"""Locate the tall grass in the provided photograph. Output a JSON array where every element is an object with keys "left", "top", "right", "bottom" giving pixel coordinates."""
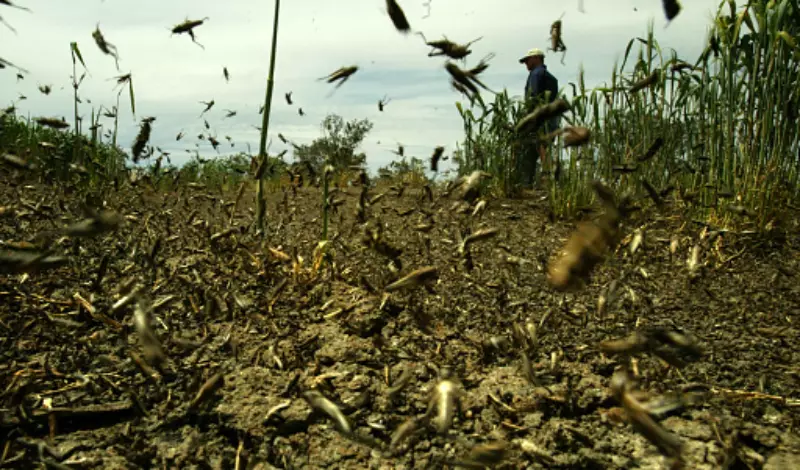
[
  {"left": 458, "top": 0, "right": 800, "bottom": 229},
  {"left": 0, "top": 112, "right": 127, "bottom": 185},
  {"left": 453, "top": 92, "right": 529, "bottom": 196},
  {"left": 255, "top": 0, "right": 281, "bottom": 237}
]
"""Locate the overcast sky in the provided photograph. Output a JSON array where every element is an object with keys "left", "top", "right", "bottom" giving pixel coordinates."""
[{"left": 1, "top": 0, "right": 720, "bottom": 174}]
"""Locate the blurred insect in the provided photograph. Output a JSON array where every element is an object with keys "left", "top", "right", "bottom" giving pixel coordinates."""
[
  {"left": 188, "top": 372, "right": 224, "bottom": 411},
  {"left": 515, "top": 99, "right": 570, "bottom": 133},
  {"left": 223, "top": 66, "right": 229, "bottom": 82},
  {"left": 389, "top": 417, "right": 420, "bottom": 454},
  {"left": 547, "top": 180, "right": 633, "bottom": 291},
  {"left": 439, "top": 440, "right": 510, "bottom": 468},
  {"left": 637, "top": 137, "right": 664, "bottom": 162},
  {"left": 709, "top": 34, "right": 720, "bottom": 58},
  {"left": 2, "top": 153, "right": 32, "bottom": 170},
  {"left": 418, "top": 33, "right": 480, "bottom": 60},
  {"left": 385, "top": 0, "right": 410, "bottom": 33},
  {"left": 0, "top": 0, "right": 29, "bottom": 10},
  {"left": 610, "top": 370, "right": 684, "bottom": 464},
  {"left": 171, "top": 17, "right": 208, "bottom": 49},
  {"left": 391, "top": 143, "right": 405, "bottom": 157},
  {"left": 92, "top": 24, "right": 120, "bottom": 70},
  {"left": 424, "top": 369, "right": 461, "bottom": 434},
  {"left": 319, "top": 66, "right": 358, "bottom": 89},
  {"left": 298, "top": 108, "right": 305, "bottom": 116},
  {"left": 208, "top": 136, "right": 220, "bottom": 152},
  {"left": 111, "top": 72, "right": 132, "bottom": 91},
  {"left": 599, "top": 327, "right": 702, "bottom": 367},
  {"left": 378, "top": 95, "right": 391, "bottom": 111},
  {"left": 132, "top": 117, "right": 156, "bottom": 163},
  {"left": 303, "top": 390, "right": 352, "bottom": 436},
  {"left": 445, "top": 62, "right": 493, "bottom": 98},
  {"left": 16, "top": 72, "right": 23, "bottom": 80},
  {"left": 458, "top": 227, "right": 499, "bottom": 256},
  {"left": 224, "top": 109, "right": 236, "bottom": 118},
  {"left": 642, "top": 179, "right": 664, "bottom": 210},
  {"left": 34, "top": 117, "right": 70, "bottom": 129},
  {"left": 449, "top": 170, "right": 491, "bottom": 202},
  {"left": 63, "top": 209, "right": 123, "bottom": 238},
  {"left": 549, "top": 14, "right": 567, "bottom": 64},
  {"left": 134, "top": 296, "right": 165, "bottom": 367},
  {"left": 0, "top": 249, "right": 68, "bottom": 274},
  {"left": 450, "top": 79, "right": 476, "bottom": 103},
  {"left": 468, "top": 53, "right": 495, "bottom": 75},
  {"left": 628, "top": 70, "right": 660, "bottom": 93},
  {"left": 612, "top": 164, "right": 638, "bottom": 174},
  {"left": 384, "top": 266, "right": 438, "bottom": 292},
  {"left": 203, "top": 119, "right": 210, "bottom": 130},
  {"left": 285, "top": 92, "right": 293, "bottom": 105},
  {"left": 38, "top": 84, "right": 51, "bottom": 95},
  {"left": 199, "top": 99, "right": 214, "bottom": 117},
  {"left": 430, "top": 145, "right": 444, "bottom": 172},
  {"left": 670, "top": 60, "right": 695, "bottom": 73},
  {"left": 562, "top": 126, "right": 591, "bottom": 147},
  {"left": 663, "top": 0, "right": 681, "bottom": 21},
  {"left": 0, "top": 56, "right": 28, "bottom": 73},
  {"left": 176, "top": 131, "right": 184, "bottom": 141},
  {"left": 0, "top": 14, "right": 17, "bottom": 34}
]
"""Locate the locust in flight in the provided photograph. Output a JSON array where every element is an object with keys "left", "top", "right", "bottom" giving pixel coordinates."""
[
  {"left": 171, "top": 17, "right": 209, "bottom": 49},
  {"left": 319, "top": 66, "right": 358, "bottom": 90}
]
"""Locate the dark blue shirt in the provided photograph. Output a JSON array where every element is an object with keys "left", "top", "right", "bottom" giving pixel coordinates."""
[{"left": 525, "top": 64, "right": 560, "bottom": 131}]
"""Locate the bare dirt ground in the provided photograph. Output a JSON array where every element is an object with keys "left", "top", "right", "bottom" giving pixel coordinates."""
[{"left": 1, "top": 173, "right": 799, "bottom": 469}]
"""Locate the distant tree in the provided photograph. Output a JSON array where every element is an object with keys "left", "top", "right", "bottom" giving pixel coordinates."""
[{"left": 293, "top": 114, "right": 373, "bottom": 173}]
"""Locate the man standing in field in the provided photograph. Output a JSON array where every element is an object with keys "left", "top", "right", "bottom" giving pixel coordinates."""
[{"left": 517, "top": 48, "right": 560, "bottom": 189}]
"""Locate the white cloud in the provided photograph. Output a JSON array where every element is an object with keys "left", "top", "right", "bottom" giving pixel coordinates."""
[{"left": 1, "top": 0, "right": 719, "bottom": 174}]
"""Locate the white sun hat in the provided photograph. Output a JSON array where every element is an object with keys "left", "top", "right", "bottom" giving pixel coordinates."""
[{"left": 519, "top": 48, "right": 545, "bottom": 63}]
